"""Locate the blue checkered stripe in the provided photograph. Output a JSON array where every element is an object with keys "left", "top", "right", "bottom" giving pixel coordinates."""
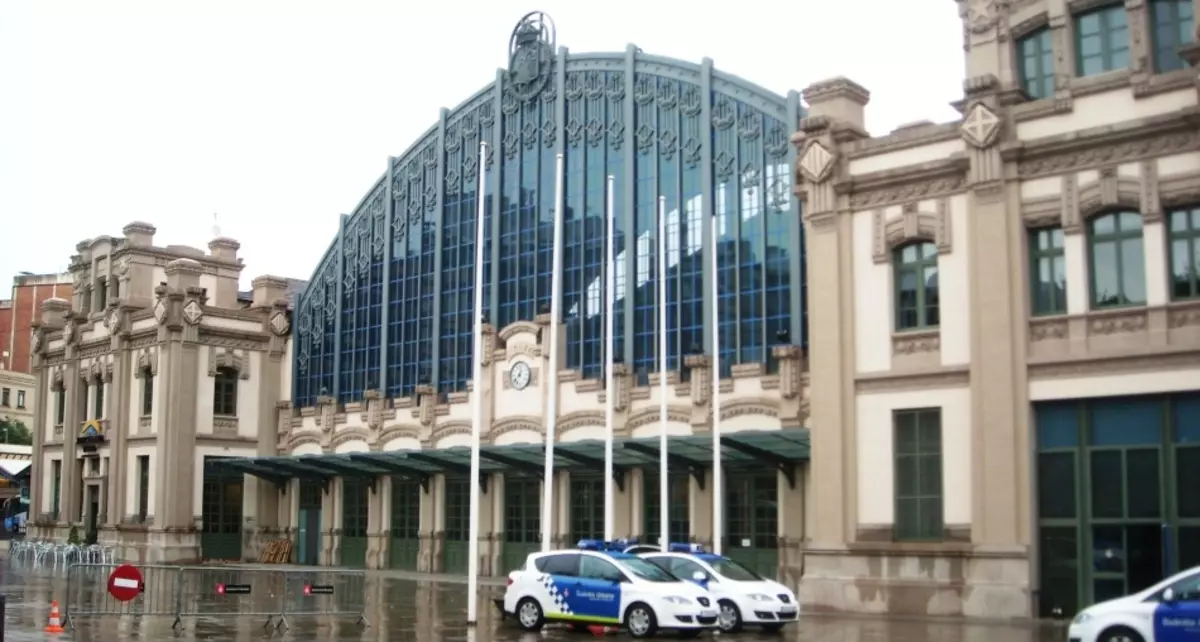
[{"left": 539, "top": 574, "right": 572, "bottom": 615}]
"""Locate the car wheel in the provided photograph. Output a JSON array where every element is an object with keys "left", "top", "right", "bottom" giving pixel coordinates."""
[
  {"left": 625, "top": 602, "right": 659, "bottom": 638},
  {"left": 516, "top": 597, "right": 545, "bottom": 632},
  {"left": 1098, "top": 627, "right": 1145, "bottom": 642},
  {"left": 761, "top": 623, "right": 785, "bottom": 634},
  {"left": 717, "top": 600, "right": 743, "bottom": 633}
]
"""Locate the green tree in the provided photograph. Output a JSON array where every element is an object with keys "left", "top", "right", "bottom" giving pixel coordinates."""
[{"left": 0, "top": 418, "right": 32, "bottom": 445}]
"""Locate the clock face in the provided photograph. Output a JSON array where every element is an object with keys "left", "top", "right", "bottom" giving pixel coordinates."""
[{"left": 510, "top": 362, "right": 532, "bottom": 390}]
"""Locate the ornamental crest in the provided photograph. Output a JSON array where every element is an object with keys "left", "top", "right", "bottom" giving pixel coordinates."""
[{"left": 507, "top": 11, "right": 556, "bottom": 102}]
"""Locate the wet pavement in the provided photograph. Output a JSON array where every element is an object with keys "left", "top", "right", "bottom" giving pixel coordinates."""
[{"left": 0, "top": 562, "right": 1070, "bottom": 642}]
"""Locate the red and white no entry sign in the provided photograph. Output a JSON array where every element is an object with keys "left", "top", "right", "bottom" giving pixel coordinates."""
[{"left": 107, "top": 564, "right": 144, "bottom": 602}]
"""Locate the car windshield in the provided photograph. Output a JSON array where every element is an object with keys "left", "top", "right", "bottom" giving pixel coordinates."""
[
  {"left": 619, "top": 556, "right": 679, "bottom": 582},
  {"left": 709, "top": 557, "right": 763, "bottom": 581}
]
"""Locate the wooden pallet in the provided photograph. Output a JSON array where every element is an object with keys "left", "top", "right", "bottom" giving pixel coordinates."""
[{"left": 259, "top": 539, "right": 293, "bottom": 564}]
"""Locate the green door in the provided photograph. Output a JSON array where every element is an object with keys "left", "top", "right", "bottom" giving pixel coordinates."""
[
  {"left": 643, "top": 472, "right": 691, "bottom": 546},
  {"left": 725, "top": 471, "right": 778, "bottom": 579},
  {"left": 296, "top": 478, "right": 323, "bottom": 566},
  {"left": 443, "top": 478, "right": 470, "bottom": 574},
  {"left": 389, "top": 477, "right": 420, "bottom": 570},
  {"left": 200, "top": 457, "right": 244, "bottom": 561},
  {"left": 340, "top": 477, "right": 369, "bottom": 567},
  {"left": 502, "top": 477, "right": 540, "bottom": 572},
  {"left": 569, "top": 475, "right": 604, "bottom": 544}
]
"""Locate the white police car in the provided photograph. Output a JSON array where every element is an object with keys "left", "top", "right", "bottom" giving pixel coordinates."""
[
  {"left": 502, "top": 539, "right": 719, "bottom": 638},
  {"left": 1068, "top": 565, "right": 1200, "bottom": 642},
  {"left": 640, "top": 543, "right": 799, "bottom": 633}
]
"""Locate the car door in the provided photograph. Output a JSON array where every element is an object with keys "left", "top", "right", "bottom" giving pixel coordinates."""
[
  {"left": 575, "top": 554, "right": 625, "bottom": 623},
  {"left": 535, "top": 553, "right": 581, "bottom": 619},
  {"left": 1154, "top": 571, "right": 1200, "bottom": 642}
]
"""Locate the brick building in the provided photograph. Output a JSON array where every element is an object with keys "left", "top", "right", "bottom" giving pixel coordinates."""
[{"left": 0, "top": 273, "right": 73, "bottom": 374}]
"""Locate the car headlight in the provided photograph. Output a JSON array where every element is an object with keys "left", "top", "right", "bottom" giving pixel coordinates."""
[
  {"left": 1072, "top": 612, "right": 1093, "bottom": 625},
  {"left": 747, "top": 593, "right": 773, "bottom": 602},
  {"left": 664, "top": 596, "right": 693, "bottom": 605}
]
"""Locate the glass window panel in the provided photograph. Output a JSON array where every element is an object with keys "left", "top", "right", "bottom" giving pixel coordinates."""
[
  {"left": 1092, "top": 241, "right": 1120, "bottom": 306},
  {"left": 918, "top": 455, "right": 942, "bottom": 495},
  {"left": 1036, "top": 401, "right": 1080, "bottom": 450},
  {"left": 1090, "top": 398, "right": 1163, "bottom": 446},
  {"left": 1120, "top": 238, "right": 1146, "bottom": 304},
  {"left": 1038, "top": 452, "right": 1077, "bottom": 519},
  {"left": 895, "top": 456, "right": 918, "bottom": 497},
  {"left": 1176, "top": 447, "right": 1200, "bottom": 518},
  {"left": 1094, "top": 578, "right": 1127, "bottom": 603},
  {"left": 1125, "top": 449, "right": 1161, "bottom": 519},
  {"left": 1038, "top": 526, "right": 1080, "bottom": 618},
  {"left": 1093, "top": 525, "right": 1126, "bottom": 573},
  {"left": 1090, "top": 450, "right": 1124, "bottom": 518},
  {"left": 1180, "top": 526, "right": 1200, "bottom": 570},
  {"left": 895, "top": 412, "right": 917, "bottom": 454},
  {"left": 1173, "top": 394, "right": 1200, "bottom": 444}
]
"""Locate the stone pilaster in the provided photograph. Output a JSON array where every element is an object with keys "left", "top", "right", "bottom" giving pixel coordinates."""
[
  {"left": 105, "top": 305, "right": 131, "bottom": 528},
  {"left": 61, "top": 312, "right": 86, "bottom": 525}
]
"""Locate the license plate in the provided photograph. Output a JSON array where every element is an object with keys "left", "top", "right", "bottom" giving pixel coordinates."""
[
  {"left": 779, "top": 605, "right": 798, "bottom": 614},
  {"left": 700, "top": 609, "right": 716, "bottom": 618}
]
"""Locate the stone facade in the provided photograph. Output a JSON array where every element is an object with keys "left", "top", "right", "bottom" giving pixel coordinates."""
[
  {"left": 793, "top": 0, "right": 1200, "bottom": 618},
  {"left": 28, "top": 221, "right": 295, "bottom": 562}
]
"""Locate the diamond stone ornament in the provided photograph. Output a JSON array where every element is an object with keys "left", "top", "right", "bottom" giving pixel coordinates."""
[
  {"left": 269, "top": 312, "right": 290, "bottom": 336},
  {"left": 798, "top": 141, "right": 835, "bottom": 183},
  {"left": 183, "top": 300, "right": 203, "bottom": 325},
  {"left": 961, "top": 103, "right": 1001, "bottom": 148},
  {"left": 153, "top": 299, "right": 167, "bottom": 324}
]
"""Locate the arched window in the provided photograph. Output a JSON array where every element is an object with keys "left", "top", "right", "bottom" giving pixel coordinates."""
[
  {"left": 894, "top": 242, "right": 940, "bottom": 331},
  {"left": 213, "top": 366, "right": 239, "bottom": 417},
  {"left": 140, "top": 367, "right": 154, "bottom": 417},
  {"left": 1088, "top": 211, "right": 1145, "bottom": 309}
]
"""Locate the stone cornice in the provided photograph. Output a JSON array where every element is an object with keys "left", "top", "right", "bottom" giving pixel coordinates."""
[
  {"left": 1014, "top": 107, "right": 1200, "bottom": 178},
  {"left": 837, "top": 156, "right": 971, "bottom": 209}
]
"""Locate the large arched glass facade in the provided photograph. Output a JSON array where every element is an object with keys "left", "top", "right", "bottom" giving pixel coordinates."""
[{"left": 293, "top": 46, "right": 805, "bottom": 406}]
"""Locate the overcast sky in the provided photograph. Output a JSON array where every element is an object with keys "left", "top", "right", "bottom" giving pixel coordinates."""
[{"left": 0, "top": 0, "right": 963, "bottom": 291}]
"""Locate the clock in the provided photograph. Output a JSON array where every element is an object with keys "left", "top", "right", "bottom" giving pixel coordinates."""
[{"left": 509, "top": 361, "right": 532, "bottom": 390}]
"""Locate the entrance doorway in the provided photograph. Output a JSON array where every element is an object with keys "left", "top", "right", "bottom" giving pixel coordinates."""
[
  {"left": 569, "top": 475, "right": 604, "bottom": 544},
  {"left": 340, "top": 478, "right": 369, "bottom": 567},
  {"left": 442, "top": 478, "right": 470, "bottom": 574},
  {"left": 389, "top": 478, "right": 420, "bottom": 570},
  {"left": 1035, "top": 393, "right": 1200, "bottom": 617},
  {"left": 725, "top": 471, "right": 779, "bottom": 579},
  {"left": 502, "top": 477, "right": 540, "bottom": 572},
  {"left": 643, "top": 472, "right": 690, "bottom": 545},
  {"left": 200, "top": 457, "right": 244, "bottom": 561},
  {"left": 296, "top": 478, "right": 323, "bottom": 565},
  {"left": 86, "top": 486, "right": 100, "bottom": 544}
]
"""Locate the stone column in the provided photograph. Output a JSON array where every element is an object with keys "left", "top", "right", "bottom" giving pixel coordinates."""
[
  {"left": 152, "top": 258, "right": 205, "bottom": 561},
  {"left": 247, "top": 295, "right": 290, "bottom": 554},
  {"left": 29, "top": 299, "right": 67, "bottom": 527},
  {"left": 106, "top": 306, "right": 131, "bottom": 530},
  {"left": 61, "top": 313, "right": 86, "bottom": 526}
]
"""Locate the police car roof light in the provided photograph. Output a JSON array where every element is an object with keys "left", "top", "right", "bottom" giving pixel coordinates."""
[
  {"left": 577, "top": 539, "right": 636, "bottom": 552},
  {"left": 668, "top": 542, "right": 706, "bottom": 553}
]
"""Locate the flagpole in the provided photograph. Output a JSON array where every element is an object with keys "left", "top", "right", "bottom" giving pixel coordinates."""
[
  {"left": 710, "top": 209, "right": 723, "bottom": 556},
  {"left": 657, "top": 195, "right": 669, "bottom": 550},
  {"left": 603, "top": 175, "right": 616, "bottom": 541},
  {"left": 466, "top": 141, "right": 488, "bottom": 626},
  {"left": 542, "top": 152, "right": 565, "bottom": 551}
]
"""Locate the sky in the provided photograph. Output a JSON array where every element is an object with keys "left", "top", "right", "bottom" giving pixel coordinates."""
[{"left": 0, "top": 0, "right": 964, "bottom": 291}]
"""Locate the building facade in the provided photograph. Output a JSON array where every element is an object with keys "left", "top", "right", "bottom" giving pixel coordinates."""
[
  {"left": 1, "top": 272, "right": 73, "bottom": 374},
  {"left": 28, "top": 222, "right": 296, "bottom": 561},
  {"left": 0, "top": 369, "right": 36, "bottom": 433}
]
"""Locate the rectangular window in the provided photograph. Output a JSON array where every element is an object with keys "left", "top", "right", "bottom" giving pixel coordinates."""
[
  {"left": 55, "top": 387, "right": 66, "bottom": 425},
  {"left": 51, "top": 459, "right": 62, "bottom": 520},
  {"left": 0, "top": 388, "right": 8, "bottom": 407},
  {"left": 1168, "top": 205, "right": 1200, "bottom": 300},
  {"left": 93, "top": 380, "right": 105, "bottom": 419},
  {"left": 1030, "top": 227, "right": 1068, "bottom": 315},
  {"left": 1089, "top": 212, "right": 1146, "bottom": 308},
  {"left": 894, "top": 408, "right": 944, "bottom": 542},
  {"left": 1150, "top": 0, "right": 1196, "bottom": 72},
  {"left": 137, "top": 455, "right": 150, "bottom": 521},
  {"left": 16, "top": 390, "right": 25, "bottom": 409},
  {"left": 1018, "top": 28, "right": 1056, "bottom": 99},
  {"left": 894, "top": 243, "right": 940, "bottom": 331},
  {"left": 1075, "top": 4, "right": 1131, "bottom": 76},
  {"left": 95, "top": 278, "right": 107, "bottom": 312},
  {"left": 142, "top": 373, "right": 154, "bottom": 416}
]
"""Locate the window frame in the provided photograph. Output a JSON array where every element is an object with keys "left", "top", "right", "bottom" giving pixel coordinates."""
[
  {"left": 137, "top": 455, "right": 150, "bottom": 521},
  {"left": 141, "top": 368, "right": 154, "bottom": 417},
  {"left": 893, "top": 407, "right": 944, "bottom": 542},
  {"left": 0, "top": 388, "right": 8, "bottom": 407},
  {"left": 212, "top": 366, "right": 239, "bottom": 417},
  {"left": 1149, "top": 0, "right": 1196, "bottom": 73},
  {"left": 1088, "top": 211, "right": 1146, "bottom": 309},
  {"left": 1030, "top": 226, "right": 1068, "bottom": 316},
  {"left": 92, "top": 377, "right": 105, "bottom": 419},
  {"left": 1167, "top": 205, "right": 1200, "bottom": 301},
  {"left": 893, "top": 241, "right": 941, "bottom": 332},
  {"left": 16, "top": 389, "right": 25, "bottom": 409},
  {"left": 1074, "top": 3, "right": 1132, "bottom": 76},
  {"left": 1018, "top": 26, "right": 1056, "bottom": 100},
  {"left": 55, "top": 387, "right": 66, "bottom": 425}
]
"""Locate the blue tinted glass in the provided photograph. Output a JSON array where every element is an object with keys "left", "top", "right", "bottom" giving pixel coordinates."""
[
  {"left": 1089, "top": 397, "right": 1163, "bottom": 446},
  {"left": 1173, "top": 393, "right": 1200, "bottom": 444},
  {"left": 1037, "top": 402, "right": 1080, "bottom": 450}
]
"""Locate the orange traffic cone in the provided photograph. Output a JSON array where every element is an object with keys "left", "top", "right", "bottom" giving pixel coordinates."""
[{"left": 44, "top": 600, "right": 65, "bottom": 633}]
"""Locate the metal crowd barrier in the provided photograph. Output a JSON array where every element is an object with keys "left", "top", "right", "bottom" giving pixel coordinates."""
[{"left": 62, "top": 563, "right": 369, "bottom": 631}]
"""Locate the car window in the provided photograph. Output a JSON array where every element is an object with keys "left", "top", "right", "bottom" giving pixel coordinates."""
[
  {"left": 535, "top": 553, "right": 580, "bottom": 576},
  {"left": 668, "top": 557, "right": 710, "bottom": 581},
  {"left": 709, "top": 557, "right": 762, "bottom": 581},
  {"left": 619, "top": 556, "right": 680, "bottom": 582},
  {"left": 580, "top": 555, "right": 625, "bottom": 582},
  {"left": 1169, "top": 572, "right": 1200, "bottom": 600}
]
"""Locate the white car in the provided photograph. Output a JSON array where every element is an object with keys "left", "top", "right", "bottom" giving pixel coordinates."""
[
  {"left": 502, "top": 539, "right": 720, "bottom": 638},
  {"left": 640, "top": 543, "right": 799, "bottom": 633},
  {"left": 1068, "top": 565, "right": 1200, "bottom": 642}
]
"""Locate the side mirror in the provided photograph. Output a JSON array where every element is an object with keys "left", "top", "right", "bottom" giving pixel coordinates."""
[
  {"left": 1163, "top": 588, "right": 1176, "bottom": 602},
  {"left": 691, "top": 571, "right": 709, "bottom": 588}
]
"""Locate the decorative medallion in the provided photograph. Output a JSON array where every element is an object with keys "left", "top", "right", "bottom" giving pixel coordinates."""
[
  {"left": 153, "top": 299, "right": 167, "bottom": 324},
  {"left": 960, "top": 102, "right": 1001, "bottom": 148},
  {"left": 966, "top": 0, "right": 1009, "bottom": 34},
  {"left": 269, "top": 311, "right": 290, "bottom": 337},
  {"left": 507, "top": 11, "right": 556, "bottom": 102},
  {"left": 798, "top": 141, "right": 835, "bottom": 183},
  {"left": 183, "top": 300, "right": 203, "bottom": 325},
  {"left": 104, "top": 308, "right": 120, "bottom": 331}
]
